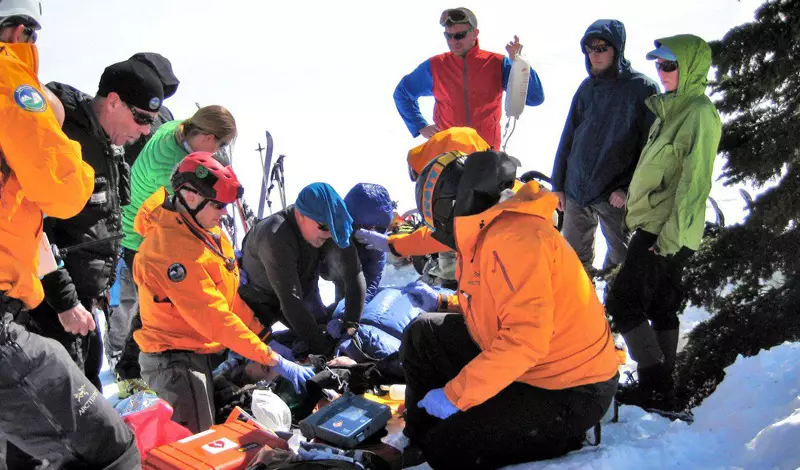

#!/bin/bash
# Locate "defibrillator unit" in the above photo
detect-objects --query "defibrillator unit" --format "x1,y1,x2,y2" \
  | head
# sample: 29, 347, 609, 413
299, 394, 391, 449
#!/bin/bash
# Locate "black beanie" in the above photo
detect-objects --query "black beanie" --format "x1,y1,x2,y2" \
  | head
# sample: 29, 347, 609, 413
129, 52, 180, 99
97, 59, 164, 112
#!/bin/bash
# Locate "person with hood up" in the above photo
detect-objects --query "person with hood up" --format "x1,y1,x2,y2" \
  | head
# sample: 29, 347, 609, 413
239, 183, 366, 357
606, 35, 721, 411
394, 7, 544, 149
551, 19, 659, 277
0, 1, 140, 466
400, 150, 619, 469
133, 152, 314, 433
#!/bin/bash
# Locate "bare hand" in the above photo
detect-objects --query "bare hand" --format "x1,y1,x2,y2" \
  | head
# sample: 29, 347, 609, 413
506, 35, 523, 61
419, 124, 440, 139
327, 356, 357, 367
609, 190, 627, 209
58, 304, 96, 336
554, 191, 566, 212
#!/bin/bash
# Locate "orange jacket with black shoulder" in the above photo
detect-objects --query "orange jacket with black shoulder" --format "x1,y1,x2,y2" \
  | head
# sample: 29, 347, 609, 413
133, 189, 278, 366
0, 43, 94, 308
442, 181, 618, 410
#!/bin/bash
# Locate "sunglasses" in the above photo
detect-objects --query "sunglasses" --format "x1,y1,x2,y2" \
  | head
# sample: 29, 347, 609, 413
585, 44, 610, 54
444, 28, 473, 41
22, 26, 37, 44
124, 102, 155, 126
655, 60, 679, 73
208, 199, 229, 210
316, 221, 330, 232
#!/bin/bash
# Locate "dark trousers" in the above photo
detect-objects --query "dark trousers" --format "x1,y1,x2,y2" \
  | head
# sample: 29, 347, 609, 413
562, 197, 630, 273
20, 297, 103, 391
401, 312, 617, 470
115, 248, 142, 380
605, 230, 692, 334
1, 310, 140, 469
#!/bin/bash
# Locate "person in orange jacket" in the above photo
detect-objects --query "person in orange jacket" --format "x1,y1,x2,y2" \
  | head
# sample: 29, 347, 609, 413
400, 150, 619, 469
0, 2, 140, 467
134, 152, 314, 433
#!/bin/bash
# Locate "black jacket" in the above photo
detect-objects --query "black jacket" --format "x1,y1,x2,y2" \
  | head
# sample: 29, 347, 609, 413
40, 82, 128, 313
551, 19, 660, 207
239, 206, 366, 354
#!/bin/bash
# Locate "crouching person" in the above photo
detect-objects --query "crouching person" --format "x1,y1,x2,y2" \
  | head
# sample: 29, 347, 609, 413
133, 152, 313, 433
401, 151, 620, 469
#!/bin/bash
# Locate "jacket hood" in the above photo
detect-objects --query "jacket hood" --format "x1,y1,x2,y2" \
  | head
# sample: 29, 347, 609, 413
344, 183, 394, 230
581, 19, 630, 76
455, 181, 558, 259
654, 34, 712, 97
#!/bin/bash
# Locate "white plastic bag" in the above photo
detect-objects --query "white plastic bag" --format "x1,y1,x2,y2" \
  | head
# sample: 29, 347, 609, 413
252, 389, 292, 432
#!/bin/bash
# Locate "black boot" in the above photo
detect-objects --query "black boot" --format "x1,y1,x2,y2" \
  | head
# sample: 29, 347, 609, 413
616, 362, 676, 411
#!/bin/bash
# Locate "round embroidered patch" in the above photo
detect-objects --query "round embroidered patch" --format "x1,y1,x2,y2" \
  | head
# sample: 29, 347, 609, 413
149, 96, 161, 110
167, 263, 187, 282
14, 85, 48, 113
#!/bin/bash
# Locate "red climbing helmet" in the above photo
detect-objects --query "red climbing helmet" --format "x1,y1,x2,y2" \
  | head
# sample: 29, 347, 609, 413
170, 152, 243, 204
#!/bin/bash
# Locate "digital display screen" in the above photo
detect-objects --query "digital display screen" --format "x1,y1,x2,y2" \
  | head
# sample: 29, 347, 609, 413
337, 406, 367, 421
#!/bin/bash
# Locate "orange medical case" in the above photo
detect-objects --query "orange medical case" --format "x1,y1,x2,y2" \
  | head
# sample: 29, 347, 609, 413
144, 419, 289, 470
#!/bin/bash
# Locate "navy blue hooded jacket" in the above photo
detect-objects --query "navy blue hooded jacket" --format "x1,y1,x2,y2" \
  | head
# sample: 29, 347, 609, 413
551, 19, 659, 207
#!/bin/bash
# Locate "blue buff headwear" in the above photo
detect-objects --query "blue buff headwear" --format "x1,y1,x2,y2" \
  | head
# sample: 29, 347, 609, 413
295, 183, 354, 249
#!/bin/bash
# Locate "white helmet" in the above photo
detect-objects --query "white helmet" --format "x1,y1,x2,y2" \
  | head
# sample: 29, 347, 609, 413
0, 0, 43, 30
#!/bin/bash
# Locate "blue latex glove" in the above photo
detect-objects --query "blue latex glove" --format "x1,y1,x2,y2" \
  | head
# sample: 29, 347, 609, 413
355, 228, 390, 253
418, 388, 459, 419
401, 281, 441, 311
326, 318, 344, 339
273, 356, 315, 394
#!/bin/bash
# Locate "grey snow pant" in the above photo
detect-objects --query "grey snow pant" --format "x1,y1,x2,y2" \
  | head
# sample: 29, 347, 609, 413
105, 257, 138, 372
140, 350, 215, 434
0, 309, 140, 469
562, 197, 629, 273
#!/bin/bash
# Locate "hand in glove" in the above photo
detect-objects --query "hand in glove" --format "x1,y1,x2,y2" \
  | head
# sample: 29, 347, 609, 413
418, 388, 459, 420
273, 356, 315, 394
355, 229, 390, 253
401, 281, 441, 311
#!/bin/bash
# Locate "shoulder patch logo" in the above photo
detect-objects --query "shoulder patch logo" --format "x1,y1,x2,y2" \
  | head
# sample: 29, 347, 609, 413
14, 85, 48, 113
167, 263, 187, 282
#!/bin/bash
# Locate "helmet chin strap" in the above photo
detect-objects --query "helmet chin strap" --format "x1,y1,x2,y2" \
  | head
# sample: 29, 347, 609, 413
176, 190, 212, 227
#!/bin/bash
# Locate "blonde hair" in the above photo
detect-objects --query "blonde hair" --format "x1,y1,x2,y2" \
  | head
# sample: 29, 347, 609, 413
177, 105, 237, 144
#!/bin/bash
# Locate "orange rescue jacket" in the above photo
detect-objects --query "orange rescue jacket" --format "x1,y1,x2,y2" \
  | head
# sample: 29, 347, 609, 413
133, 189, 278, 366
443, 181, 619, 410
0, 43, 94, 308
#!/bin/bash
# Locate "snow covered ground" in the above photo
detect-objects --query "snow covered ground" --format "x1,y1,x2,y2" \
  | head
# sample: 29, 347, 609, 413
99, 256, 799, 470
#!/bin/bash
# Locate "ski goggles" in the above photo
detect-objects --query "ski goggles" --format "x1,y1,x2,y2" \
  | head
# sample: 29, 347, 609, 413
655, 60, 679, 73
439, 8, 477, 28
124, 102, 155, 126
444, 28, 473, 41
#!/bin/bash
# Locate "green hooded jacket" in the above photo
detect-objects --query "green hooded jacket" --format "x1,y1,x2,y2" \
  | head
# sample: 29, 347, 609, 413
121, 119, 187, 251
625, 34, 721, 255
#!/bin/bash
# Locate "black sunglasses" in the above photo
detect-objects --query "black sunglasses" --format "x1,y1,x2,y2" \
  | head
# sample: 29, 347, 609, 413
124, 102, 155, 126
585, 44, 610, 54
655, 60, 679, 73
316, 221, 330, 232
444, 28, 473, 41
208, 200, 229, 210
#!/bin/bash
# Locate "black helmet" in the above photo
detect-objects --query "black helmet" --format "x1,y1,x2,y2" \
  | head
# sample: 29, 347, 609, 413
415, 149, 519, 249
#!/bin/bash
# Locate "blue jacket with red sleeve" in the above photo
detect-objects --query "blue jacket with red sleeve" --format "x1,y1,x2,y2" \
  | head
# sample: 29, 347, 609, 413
394, 42, 544, 149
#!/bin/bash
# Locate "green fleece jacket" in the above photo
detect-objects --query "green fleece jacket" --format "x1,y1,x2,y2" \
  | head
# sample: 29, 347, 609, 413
625, 34, 721, 256
121, 120, 187, 251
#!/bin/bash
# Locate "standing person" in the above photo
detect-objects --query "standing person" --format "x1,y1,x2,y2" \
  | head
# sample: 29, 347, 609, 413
394, 7, 544, 149
0, 1, 140, 466
18, 57, 163, 391
114, 104, 237, 396
134, 152, 313, 433
551, 19, 659, 276
401, 150, 619, 469
607, 35, 721, 411
239, 183, 365, 357
105, 51, 179, 383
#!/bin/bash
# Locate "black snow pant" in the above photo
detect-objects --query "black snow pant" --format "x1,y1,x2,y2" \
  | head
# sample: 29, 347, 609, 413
0, 298, 140, 469
401, 312, 617, 470
115, 248, 142, 380
605, 230, 693, 334
20, 296, 104, 391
